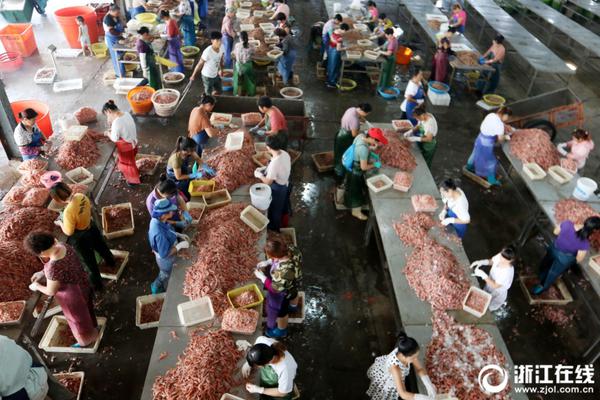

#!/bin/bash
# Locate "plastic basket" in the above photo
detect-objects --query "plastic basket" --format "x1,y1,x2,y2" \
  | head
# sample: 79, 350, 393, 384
0, 51, 22, 72
188, 179, 215, 197
127, 86, 155, 115
91, 42, 108, 58
227, 283, 265, 309
0, 24, 37, 57
181, 46, 200, 57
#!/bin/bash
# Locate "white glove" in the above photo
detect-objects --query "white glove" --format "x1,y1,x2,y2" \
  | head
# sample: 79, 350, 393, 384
407, 136, 422, 142
254, 270, 267, 283
142, 68, 149, 79
503, 134, 511, 141
246, 383, 264, 394
438, 210, 446, 221
28, 282, 38, 292
254, 168, 265, 179
473, 267, 488, 279
31, 271, 45, 283
420, 375, 437, 398
256, 260, 272, 269
403, 130, 412, 138
175, 241, 190, 251
557, 142, 568, 156
241, 361, 252, 378
470, 259, 490, 269
236, 340, 252, 352
441, 217, 455, 226
175, 232, 191, 242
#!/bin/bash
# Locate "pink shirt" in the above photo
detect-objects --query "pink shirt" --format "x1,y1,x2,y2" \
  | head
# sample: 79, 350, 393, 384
341, 107, 360, 131
486, 43, 506, 63
452, 10, 467, 27
369, 7, 379, 20
567, 139, 595, 169
387, 36, 398, 54
275, 3, 290, 19
221, 15, 235, 37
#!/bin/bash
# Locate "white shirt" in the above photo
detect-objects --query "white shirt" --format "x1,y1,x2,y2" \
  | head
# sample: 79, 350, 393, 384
274, 3, 290, 19
178, 0, 192, 16
254, 336, 297, 394
0, 336, 49, 400
418, 114, 438, 137
488, 255, 514, 293
400, 80, 424, 111
266, 150, 291, 186
443, 188, 470, 222
110, 113, 138, 145
13, 123, 34, 146
480, 112, 505, 137
132, 0, 147, 7
201, 45, 224, 78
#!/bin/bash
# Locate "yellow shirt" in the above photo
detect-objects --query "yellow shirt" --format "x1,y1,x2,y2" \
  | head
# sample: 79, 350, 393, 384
63, 193, 92, 235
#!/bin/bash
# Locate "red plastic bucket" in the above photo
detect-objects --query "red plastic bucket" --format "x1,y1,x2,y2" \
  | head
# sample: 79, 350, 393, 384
0, 52, 23, 72
54, 6, 99, 49
11, 100, 53, 138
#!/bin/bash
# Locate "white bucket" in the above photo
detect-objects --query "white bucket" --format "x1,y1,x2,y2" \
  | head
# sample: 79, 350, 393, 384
572, 177, 598, 201
250, 183, 272, 211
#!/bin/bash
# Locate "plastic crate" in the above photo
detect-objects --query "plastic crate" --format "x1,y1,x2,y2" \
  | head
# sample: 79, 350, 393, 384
588, 255, 600, 276
64, 125, 88, 141
53, 372, 84, 400
39, 316, 107, 353
312, 151, 334, 172
253, 151, 273, 168
227, 283, 265, 309
428, 91, 451, 106
240, 205, 269, 232
0, 300, 26, 326
202, 189, 231, 209
210, 112, 232, 126
462, 287, 492, 318
225, 130, 244, 151
33, 67, 56, 84
177, 297, 215, 326
135, 293, 166, 329
280, 227, 297, 246
101, 202, 135, 239
99, 249, 129, 281
135, 153, 162, 176
65, 167, 93, 185
188, 179, 215, 197
366, 174, 393, 193
547, 166, 573, 185
0, 24, 37, 57
523, 163, 546, 180
186, 201, 206, 224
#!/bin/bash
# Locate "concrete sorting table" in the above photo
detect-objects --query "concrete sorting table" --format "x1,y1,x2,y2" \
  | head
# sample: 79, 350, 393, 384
364, 123, 525, 398
563, 0, 600, 22
464, 0, 574, 95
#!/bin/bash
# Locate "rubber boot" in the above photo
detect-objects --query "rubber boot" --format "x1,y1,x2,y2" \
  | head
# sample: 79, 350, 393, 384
487, 174, 501, 186
351, 207, 368, 221
335, 185, 345, 204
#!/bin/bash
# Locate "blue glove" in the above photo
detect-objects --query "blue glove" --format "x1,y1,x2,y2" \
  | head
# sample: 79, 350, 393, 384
374, 161, 382, 169
182, 210, 193, 224
370, 152, 380, 161
174, 221, 187, 230
201, 163, 216, 177
188, 171, 200, 180
478, 56, 486, 65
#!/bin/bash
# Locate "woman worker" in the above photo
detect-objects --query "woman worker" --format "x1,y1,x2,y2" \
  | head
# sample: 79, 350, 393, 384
160, 10, 184, 73
50, 182, 116, 292
274, 28, 296, 87
251, 96, 289, 150
129, 0, 149, 19
470, 245, 516, 311
438, 179, 470, 239
254, 238, 302, 338
176, 0, 196, 47
557, 128, 595, 171
26, 231, 99, 348
136, 27, 161, 90
400, 69, 426, 126
403, 107, 438, 168
221, 7, 236, 69
366, 1, 379, 30
233, 31, 256, 96
13, 108, 46, 160
344, 127, 388, 221
102, 100, 141, 186
367, 332, 437, 400
334, 103, 373, 186
166, 137, 203, 200
431, 37, 453, 83
254, 134, 292, 231
448, 3, 467, 34
465, 106, 513, 186
378, 28, 399, 90
0, 335, 49, 400
531, 217, 600, 295
477, 34, 505, 94
242, 336, 298, 399
325, 23, 349, 89
148, 199, 190, 294
103, 4, 126, 77
188, 95, 219, 157
146, 174, 192, 230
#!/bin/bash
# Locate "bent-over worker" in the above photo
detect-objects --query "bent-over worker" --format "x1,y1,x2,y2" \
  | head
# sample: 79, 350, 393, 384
334, 103, 373, 185
233, 31, 256, 96
431, 37, 453, 83
557, 128, 595, 171
251, 96, 289, 150
0, 335, 49, 400
400, 69, 425, 126
188, 94, 220, 157
254, 238, 302, 338
439, 179, 470, 239
477, 34, 505, 94
378, 28, 398, 90
136, 26, 161, 90
242, 336, 298, 399
166, 136, 203, 200
146, 174, 192, 230
50, 182, 116, 291
13, 108, 46, 161
470, 245, 516, 311
403, 106, 438, 168
26, 232, 99, 348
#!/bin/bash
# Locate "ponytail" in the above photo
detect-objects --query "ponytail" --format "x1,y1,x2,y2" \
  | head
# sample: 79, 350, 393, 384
572, 128, 591, 142
102, 100, 119, 114
174, 136, 196, 153
241, 31, 249, 49
577, 216, 600, 240
19, 108, 38, 120
156, 174, 177, 195
395, 332, 419, 356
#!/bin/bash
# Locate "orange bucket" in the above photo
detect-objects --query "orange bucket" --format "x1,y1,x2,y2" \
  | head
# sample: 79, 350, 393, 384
11, 100, 53, 138
396, 46, 412, 65
127, 86, 156, 115
0, 24, 38, 57
54, 6, 99, 49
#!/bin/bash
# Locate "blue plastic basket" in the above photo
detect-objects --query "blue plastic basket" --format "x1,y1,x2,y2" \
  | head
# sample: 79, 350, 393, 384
427, 81, 450, 95
377, 86, 400, 99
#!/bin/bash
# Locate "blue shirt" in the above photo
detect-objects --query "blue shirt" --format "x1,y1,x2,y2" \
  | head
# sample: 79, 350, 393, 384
148, 218, 177, 258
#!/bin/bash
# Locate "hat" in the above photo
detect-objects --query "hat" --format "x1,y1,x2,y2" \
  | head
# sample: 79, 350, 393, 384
152, 198, 178, 218
226, 7, 236, 13
368, 127, 388, 145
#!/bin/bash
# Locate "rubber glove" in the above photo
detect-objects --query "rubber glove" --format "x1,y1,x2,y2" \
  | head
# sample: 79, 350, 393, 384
175, 232, 191, 242
256, 129, 267, 136
403, 130, 413, 138
201, 163, 216, 177
246, 384, 264, 394
189, 171, 200, 180
557, 142, 569, 156
441, 217, 455, 226
473, 267, 488, 279
182, 210, 193, 224
174, 221, 187, 230
254, 168, 265, 179
236, 340, 252, 351
438, 209, 447, 221
420, 375, 437, 398
407, 136, 422, 142
175, 241, 189, 251
28, 282, 38, 292
241, 361, 252, 378
254, 270, 267, 283
31, 271, 45, 283
256, 260, 272, 269
470, 259, 490, 269
249, 125, 260, 134
373, 161, 382, 169
369, 152, 380, 161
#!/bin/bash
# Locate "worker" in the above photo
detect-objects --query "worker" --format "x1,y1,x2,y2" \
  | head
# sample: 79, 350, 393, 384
254, 238, 302, 338
400, 69, 426, 125
25, 231, 99, 348
233, 31, 256, 96
448, 3, 467, 34
241, 336, 298, 399
403, 106, 438, 168
188, 95, 220, 157
374, 13, 394, 45
198, 0, 208, 29
176, 0, 196, 47
275, 12, 289, 31
367, 332, 437, 400
103, 4, 126, 77
251, 96, 289, 150
343, 127, 388, 220
378, 28, 398, 90
477, 34, 505, 94
325, 23, 350, 89
102, 100, 141, 186
438, 179, 470, 239
148, 199, 191, 294
531, 217, 600, 295
254, 135, 292, 231
321, 14, 343, 62
333, 103, 373, 186
166, 136, 204, 200
136, 27, 161, 90
49, 182, 116, 292
471, 245, 516, 311
0, 335, 49, 400
13, 108, 46, 161
465, 107, 513, 186
431, 37, 453, 83
191, 31, 224, 96
274, 28, 296, 86
146, 174, 192, 230
129, 0, 149, 19
160, 10, 184, 73
270, 1, 290, 21
366, 1, 379, 30
557, 128, 595, 171
221, 7, 236, 69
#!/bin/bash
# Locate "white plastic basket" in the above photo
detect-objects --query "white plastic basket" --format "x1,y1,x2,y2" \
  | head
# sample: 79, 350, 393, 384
151, 89, 180, 117
367, 174, 393, 193
225, 131, 244, 151
34, 67, 56, 84
547, 165, 573, 185
177, 297, 215, 326
64, 125, 88, 141
240, 205, 269, 232
462, 286, 492, 318
523, 162, 546, 180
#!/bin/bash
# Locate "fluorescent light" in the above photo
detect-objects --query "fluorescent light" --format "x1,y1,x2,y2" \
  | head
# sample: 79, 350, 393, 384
566, 62, 577, 71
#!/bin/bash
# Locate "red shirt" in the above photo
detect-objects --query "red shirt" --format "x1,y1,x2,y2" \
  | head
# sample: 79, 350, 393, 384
267, 107, 287, 132
330, 32, 342, 49
167, 19, 179, 38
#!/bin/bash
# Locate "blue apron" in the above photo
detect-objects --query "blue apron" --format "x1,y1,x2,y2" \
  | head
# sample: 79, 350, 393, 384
105, 18, 125, 77
446, 208, 467, 239
166, 155, 192, 200
192, 130, 209, 157
223, 33, 234, 69
199, 0, 208, 19
406, 85, 424, 125
472, 132, 497, 179
326, 46, 341, 86
181, 1, 196, 46
278, 48, 296, 85
268, 182, 291, 231
129, 6, 146, 19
